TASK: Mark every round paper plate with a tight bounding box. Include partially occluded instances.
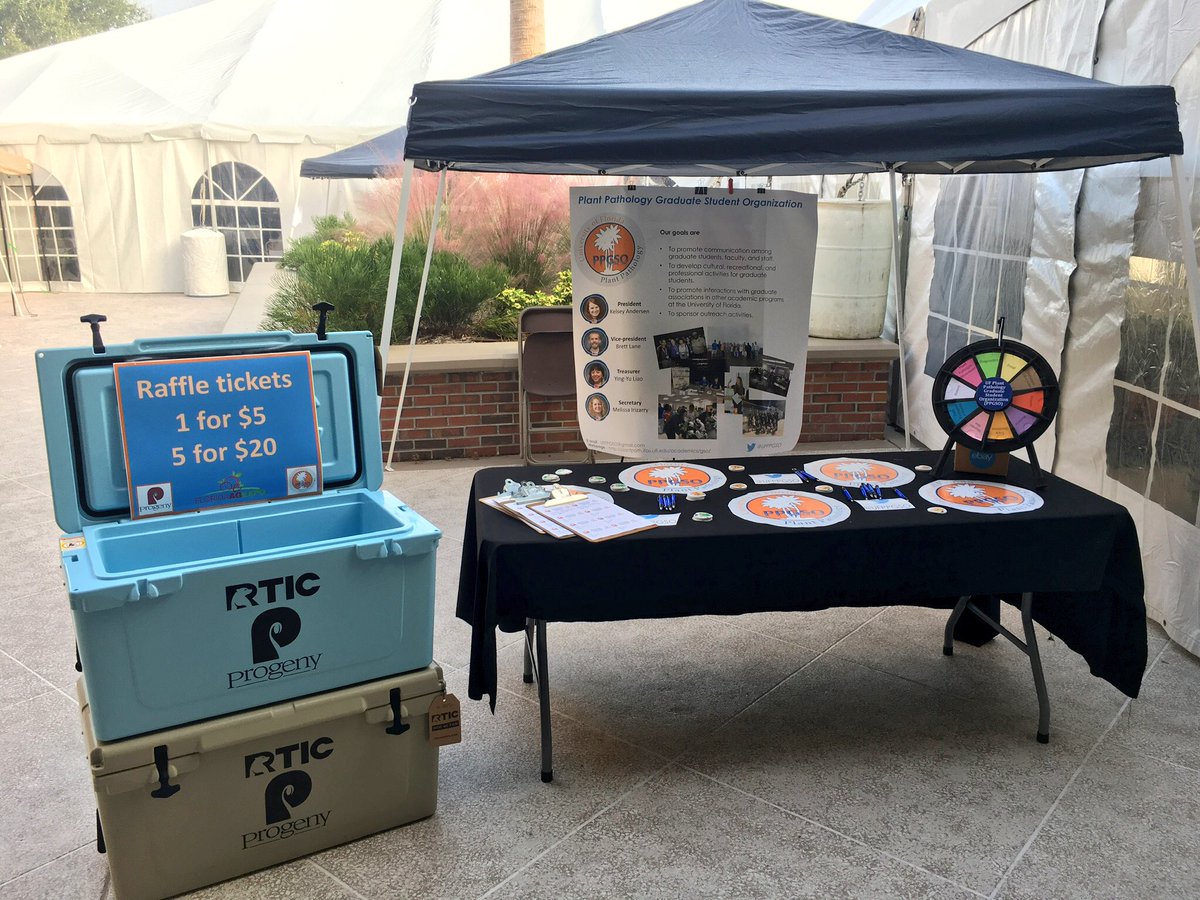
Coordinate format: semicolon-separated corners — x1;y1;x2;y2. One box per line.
917;479;1043;515
803;457;915;488
617;462;727;495
727;489;851;528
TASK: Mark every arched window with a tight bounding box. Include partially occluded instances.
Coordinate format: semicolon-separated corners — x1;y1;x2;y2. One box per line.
0;165;80;285
191;162;283;283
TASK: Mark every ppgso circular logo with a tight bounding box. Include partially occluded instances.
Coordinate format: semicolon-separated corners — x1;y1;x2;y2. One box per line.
576;215;643;283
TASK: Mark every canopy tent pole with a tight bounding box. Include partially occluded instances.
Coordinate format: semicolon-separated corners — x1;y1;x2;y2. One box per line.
1169;156;1200;371
384;166;446;470
888;169;912;450
379;159;415;380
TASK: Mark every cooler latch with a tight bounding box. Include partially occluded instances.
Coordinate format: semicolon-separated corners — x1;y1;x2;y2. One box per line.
385;687;410;736
80;313;107;354
313;302;335;341
149;744;180;799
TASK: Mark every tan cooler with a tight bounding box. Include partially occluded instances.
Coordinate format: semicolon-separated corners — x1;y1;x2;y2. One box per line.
81;665;449;900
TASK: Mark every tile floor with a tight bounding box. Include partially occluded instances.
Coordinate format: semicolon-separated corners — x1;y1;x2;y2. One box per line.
1;294;1198;899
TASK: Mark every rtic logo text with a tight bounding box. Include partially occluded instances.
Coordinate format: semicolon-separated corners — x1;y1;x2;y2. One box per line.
242;738;334;849
225;572;320;611
244;736;334;778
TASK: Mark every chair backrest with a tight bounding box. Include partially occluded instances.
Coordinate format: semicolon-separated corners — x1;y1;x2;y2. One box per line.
519;307;577;398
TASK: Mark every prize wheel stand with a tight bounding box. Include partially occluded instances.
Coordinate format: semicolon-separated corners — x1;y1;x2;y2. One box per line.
930;318;1059;490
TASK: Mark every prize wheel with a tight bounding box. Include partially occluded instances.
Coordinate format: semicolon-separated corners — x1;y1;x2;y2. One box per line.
931;338;1058;453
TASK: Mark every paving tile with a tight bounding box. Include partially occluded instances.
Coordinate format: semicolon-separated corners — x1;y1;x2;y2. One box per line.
311;667;663;899
825;605;1160;740
0;651;54;711
496;616;817;757
494;766;976;900
0;844;111;900
1106;640;1200;772
186;859;359;899
0;477;50;515
996;743;1200;900
0;691;95;885
727;605;888;652
682;653;1094;895
0;588;79;693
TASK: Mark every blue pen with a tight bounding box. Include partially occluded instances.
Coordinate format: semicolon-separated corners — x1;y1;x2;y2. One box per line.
843;488;854;502
860;485;869;499
895;489;907;501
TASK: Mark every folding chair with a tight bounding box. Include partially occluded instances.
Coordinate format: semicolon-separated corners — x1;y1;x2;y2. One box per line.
517;306;593;464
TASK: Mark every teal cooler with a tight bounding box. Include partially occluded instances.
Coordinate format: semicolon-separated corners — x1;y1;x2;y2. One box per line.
37;331;439;741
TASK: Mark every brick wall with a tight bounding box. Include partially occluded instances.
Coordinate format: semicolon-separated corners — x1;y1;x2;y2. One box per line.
380;359;890;462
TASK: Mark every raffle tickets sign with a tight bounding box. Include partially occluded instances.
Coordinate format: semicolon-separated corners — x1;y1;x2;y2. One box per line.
114;352;322;517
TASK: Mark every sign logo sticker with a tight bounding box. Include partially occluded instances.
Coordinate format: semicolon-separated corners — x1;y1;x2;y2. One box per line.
287;465;318;495
135;482;174;516
576;215;644;284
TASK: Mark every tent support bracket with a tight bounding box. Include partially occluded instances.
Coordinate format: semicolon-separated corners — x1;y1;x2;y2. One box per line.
380;160;415;469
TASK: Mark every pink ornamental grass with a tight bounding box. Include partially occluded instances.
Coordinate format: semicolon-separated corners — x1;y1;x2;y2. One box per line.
359;169;603;292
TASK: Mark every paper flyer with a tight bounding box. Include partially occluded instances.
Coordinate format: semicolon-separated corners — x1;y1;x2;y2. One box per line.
570;185;817;458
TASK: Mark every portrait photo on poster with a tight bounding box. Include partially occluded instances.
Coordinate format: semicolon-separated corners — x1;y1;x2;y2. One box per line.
586;393;611;421
580;293;609;324
584;360;610;390
582;328;609;357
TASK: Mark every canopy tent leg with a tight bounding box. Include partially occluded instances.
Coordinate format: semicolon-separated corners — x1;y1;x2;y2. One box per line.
379;159;415;410
384;167;446;468
888;170;912;450
1169;156;1200;375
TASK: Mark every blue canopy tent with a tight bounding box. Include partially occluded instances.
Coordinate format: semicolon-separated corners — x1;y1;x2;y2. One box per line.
299;127;407;179
368;0;1190;463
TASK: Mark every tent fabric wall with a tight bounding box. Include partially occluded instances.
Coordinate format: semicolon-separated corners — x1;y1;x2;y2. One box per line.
901;0;1107;467
906;0;1200;656
0;0;617;293
1055;0;1200;656
0;137;348;292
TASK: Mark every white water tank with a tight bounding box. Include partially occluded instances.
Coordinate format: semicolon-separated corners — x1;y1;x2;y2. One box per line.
809;199;892;339
181;228;230;297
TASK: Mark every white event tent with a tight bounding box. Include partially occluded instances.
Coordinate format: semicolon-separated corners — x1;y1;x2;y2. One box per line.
0;0;623;293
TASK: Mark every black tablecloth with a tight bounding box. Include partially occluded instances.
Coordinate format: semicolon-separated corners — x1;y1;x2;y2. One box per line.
456;452;1147;708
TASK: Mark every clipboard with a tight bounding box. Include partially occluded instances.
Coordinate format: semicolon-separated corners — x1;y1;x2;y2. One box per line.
529;494;657;542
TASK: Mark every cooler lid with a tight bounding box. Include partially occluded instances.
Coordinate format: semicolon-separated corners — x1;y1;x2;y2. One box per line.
79;664;445;778
36;330;384;533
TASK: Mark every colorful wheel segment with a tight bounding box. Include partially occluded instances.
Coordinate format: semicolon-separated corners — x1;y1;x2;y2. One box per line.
931;339;1058;453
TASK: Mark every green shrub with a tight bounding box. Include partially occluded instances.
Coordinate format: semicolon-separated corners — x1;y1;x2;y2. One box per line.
475;270;573;339
263;218;505;341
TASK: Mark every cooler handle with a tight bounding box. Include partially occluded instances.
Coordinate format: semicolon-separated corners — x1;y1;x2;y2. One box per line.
133;332;297;354
125;575;184;604
354;538;407;560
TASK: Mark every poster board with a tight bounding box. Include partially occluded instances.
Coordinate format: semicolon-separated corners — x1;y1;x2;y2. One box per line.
570;186;817;459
